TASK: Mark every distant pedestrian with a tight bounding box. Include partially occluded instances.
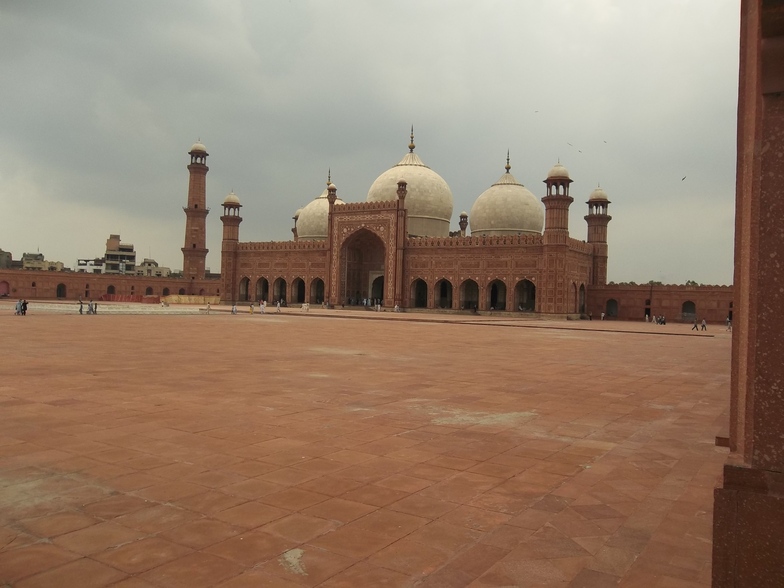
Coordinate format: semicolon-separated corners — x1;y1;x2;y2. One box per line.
14;299;22;315
692;319;699;331
727;319;732;332
206;303;210;315
22;300;28;315
276;300;281;313
93;301;97;314
701;319;707;331
87;301;94;314
231;304;237;314
249;303;254;314
79;297;83;315
601;312;605;320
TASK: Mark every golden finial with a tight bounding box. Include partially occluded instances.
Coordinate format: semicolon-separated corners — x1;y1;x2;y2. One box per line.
505;150;511;173
327;169;331;186
409;125;415;152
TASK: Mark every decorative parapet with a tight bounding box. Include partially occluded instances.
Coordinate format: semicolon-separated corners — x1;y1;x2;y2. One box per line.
567;238;594;255
336;201;399;213
237;240;328;252
594;283;733;290
405;234;543;248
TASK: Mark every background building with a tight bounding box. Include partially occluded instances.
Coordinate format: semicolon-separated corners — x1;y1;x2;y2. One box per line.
103;234;136;274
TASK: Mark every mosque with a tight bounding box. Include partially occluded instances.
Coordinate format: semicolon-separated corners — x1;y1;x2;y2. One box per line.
216;131;612;316
0;134;731;322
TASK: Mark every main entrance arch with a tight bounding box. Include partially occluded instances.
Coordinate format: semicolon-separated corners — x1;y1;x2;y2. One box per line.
339;229;386;305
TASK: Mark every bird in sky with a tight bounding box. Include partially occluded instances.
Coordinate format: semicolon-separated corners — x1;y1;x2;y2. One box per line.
682;176;687;181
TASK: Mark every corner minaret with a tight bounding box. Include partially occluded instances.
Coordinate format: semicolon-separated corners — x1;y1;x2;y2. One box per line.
182;140;210;284
220;190;242;303
541;160;574;244
585;185;612;285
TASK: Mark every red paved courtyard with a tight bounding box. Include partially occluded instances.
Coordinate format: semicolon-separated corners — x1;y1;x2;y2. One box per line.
0;306;730;586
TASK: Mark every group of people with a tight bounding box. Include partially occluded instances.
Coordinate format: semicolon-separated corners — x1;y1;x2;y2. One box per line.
691;319;708;331
14;299;28;315
648;314;667;325
228;300;283;315
78;298;97;314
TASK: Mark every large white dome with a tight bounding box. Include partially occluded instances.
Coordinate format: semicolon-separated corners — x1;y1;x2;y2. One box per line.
366;135;453;237
297;185;344;241
470;162;544;236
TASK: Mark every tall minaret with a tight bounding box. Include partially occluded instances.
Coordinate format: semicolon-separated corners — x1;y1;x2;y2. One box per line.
541;161;574;244
220;191;242;303
585;186;612;285
182;141;210;284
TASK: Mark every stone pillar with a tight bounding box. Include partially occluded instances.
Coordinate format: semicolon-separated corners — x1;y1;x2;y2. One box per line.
713;2;784;586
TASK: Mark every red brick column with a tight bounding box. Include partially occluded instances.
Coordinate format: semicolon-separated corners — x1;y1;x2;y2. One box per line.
713;1;784;585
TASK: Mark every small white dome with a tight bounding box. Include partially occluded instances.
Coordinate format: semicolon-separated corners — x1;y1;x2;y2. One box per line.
190;141;207;153
589;186;609;201
547;162;570;180
297;187;345;240
223;191;240;206
470;167;544;236
367;140;453;237
293;208;303;219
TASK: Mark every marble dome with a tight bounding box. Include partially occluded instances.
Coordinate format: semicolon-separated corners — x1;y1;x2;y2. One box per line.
297;183;345;241
547;161;570;180
190;141;207;153
222;191;240;206
589;186;609;201
366;134;453;237
469;162;544;236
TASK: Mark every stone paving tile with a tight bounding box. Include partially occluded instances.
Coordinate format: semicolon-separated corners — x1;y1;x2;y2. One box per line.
93;536;192;573
15;558;127;588
0;312;731;586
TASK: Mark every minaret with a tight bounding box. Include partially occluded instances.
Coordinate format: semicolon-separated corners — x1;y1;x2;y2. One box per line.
220;190;242;303
182;141;210;285
585;186;612;285
541;160;574;244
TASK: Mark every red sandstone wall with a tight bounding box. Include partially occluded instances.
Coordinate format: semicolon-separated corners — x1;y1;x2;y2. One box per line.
587;284;733;322
0;269;219;301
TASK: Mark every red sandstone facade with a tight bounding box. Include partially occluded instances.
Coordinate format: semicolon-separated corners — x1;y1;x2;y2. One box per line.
220;168;616;316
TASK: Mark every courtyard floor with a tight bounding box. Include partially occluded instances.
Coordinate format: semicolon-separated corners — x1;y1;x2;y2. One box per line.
0;304;730;587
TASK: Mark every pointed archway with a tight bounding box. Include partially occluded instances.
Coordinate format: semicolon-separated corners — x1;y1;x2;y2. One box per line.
411;279;428;308
460;279;479;311
487;280;507;310
515;279;536;312
339;229;386;305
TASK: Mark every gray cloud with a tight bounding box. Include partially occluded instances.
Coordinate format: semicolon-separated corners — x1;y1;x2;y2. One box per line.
0;0;738;284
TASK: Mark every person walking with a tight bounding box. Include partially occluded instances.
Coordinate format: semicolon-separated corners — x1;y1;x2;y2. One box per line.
276;300;281;313
701;319;707;331
22;300;28;315
79;297;83;315
692;319;699;331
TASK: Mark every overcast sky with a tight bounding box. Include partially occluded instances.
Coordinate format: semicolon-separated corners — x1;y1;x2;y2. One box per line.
0;0;739;285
